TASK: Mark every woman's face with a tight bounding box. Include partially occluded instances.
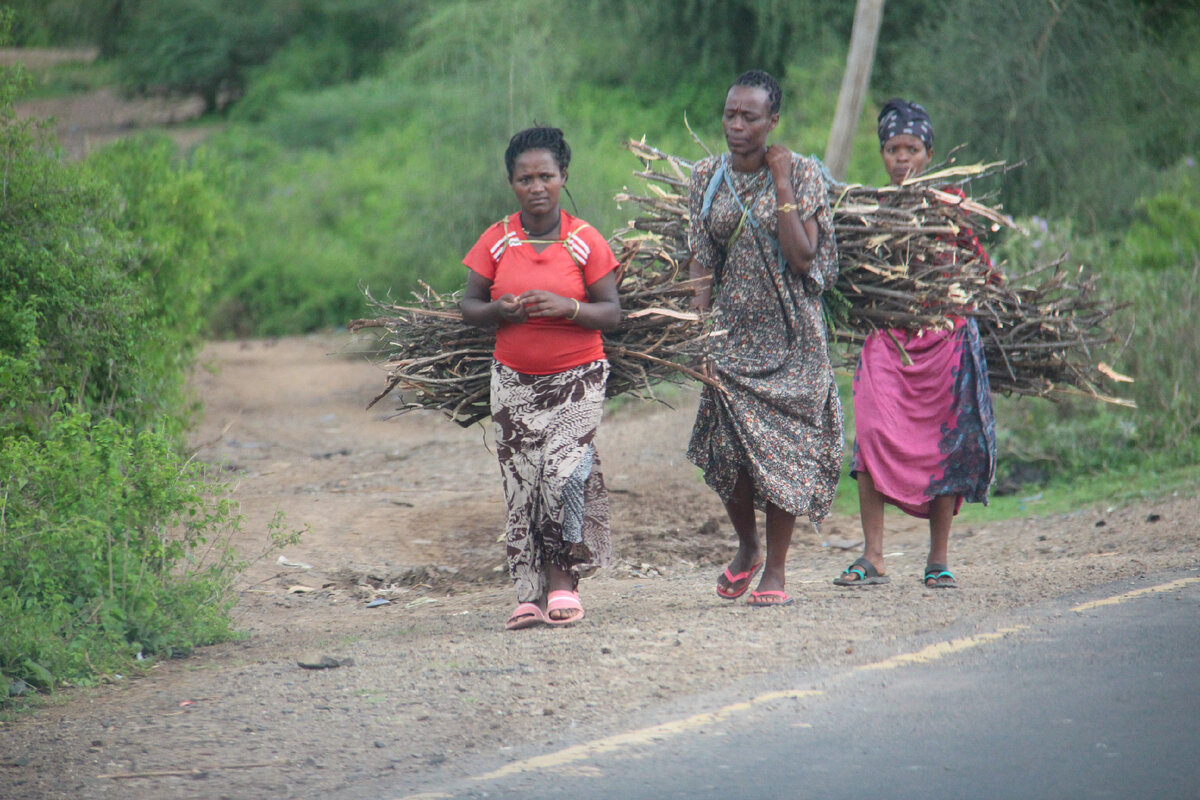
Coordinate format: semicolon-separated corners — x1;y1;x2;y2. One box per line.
510;149;565;218
723;85;778;160
881;134;932;185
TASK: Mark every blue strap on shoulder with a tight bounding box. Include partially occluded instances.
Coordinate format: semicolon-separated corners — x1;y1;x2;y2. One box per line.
699;154;728;223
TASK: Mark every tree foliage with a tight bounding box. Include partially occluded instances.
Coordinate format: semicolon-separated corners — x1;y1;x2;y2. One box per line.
572;0;854;90
109;0;418;112
884;0;1200;229
0;12;259;697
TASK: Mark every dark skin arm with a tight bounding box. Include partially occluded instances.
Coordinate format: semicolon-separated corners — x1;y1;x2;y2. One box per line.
766;144;820;277
461;270;621;332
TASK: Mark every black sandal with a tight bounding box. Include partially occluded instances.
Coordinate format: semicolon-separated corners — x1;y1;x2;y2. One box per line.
833;556;890;586
923;563;958;589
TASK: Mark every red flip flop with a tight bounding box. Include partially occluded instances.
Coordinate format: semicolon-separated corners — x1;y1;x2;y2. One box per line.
716;562;763;600
746;590;794;607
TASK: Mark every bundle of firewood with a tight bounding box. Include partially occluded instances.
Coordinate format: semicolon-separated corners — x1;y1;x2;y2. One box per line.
350;136;1131;425
615;138;1133;406
348;271;722;426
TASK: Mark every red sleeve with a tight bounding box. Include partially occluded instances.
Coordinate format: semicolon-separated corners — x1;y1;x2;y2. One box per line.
462;220;511;281
572;224;619;287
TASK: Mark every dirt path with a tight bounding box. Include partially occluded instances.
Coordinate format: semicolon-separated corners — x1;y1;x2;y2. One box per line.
0;333;1195;800
6;48;216;160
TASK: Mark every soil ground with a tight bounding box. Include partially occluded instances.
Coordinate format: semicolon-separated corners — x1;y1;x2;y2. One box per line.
0;333;1196;800
4;47;215;160
2;55;1196;798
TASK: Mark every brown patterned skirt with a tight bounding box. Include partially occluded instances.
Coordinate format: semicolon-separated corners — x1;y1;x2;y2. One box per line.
490;359;612;603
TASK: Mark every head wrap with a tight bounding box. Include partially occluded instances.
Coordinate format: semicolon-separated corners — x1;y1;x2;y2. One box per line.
877;98;934;151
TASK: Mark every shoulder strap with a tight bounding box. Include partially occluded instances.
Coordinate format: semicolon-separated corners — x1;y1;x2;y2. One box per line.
699;154;727;223
498;216;592;270
562;222;592;268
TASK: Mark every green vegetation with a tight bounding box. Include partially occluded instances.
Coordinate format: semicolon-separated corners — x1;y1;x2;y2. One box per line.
891;0;1200;230
3;0;1198;695
0;408;244;691
0;12;295;702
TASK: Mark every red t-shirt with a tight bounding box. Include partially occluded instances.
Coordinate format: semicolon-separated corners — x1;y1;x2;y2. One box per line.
463;211;618;375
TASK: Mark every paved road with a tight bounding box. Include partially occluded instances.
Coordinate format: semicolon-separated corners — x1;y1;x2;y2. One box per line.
384;571;1200;800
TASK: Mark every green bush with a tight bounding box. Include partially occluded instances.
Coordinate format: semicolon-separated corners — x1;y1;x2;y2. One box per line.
0;121;232;437
1;0;121;48
0;23;282;698
0;408;242;689
990;170;1200;486
1;51;135;433
1120;159;1200;272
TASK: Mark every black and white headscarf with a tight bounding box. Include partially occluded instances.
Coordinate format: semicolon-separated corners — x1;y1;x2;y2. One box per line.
877;98;934;151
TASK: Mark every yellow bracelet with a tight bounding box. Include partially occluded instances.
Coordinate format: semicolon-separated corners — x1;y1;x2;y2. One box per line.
777;202;800;214
567;298;580;321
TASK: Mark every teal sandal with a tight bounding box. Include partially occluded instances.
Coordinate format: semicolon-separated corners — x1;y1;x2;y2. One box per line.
923;563;958;589
833;556;890;586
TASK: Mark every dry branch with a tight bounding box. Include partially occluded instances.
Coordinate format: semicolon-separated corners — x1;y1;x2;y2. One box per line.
351;137;1132;425
611;138;1132;406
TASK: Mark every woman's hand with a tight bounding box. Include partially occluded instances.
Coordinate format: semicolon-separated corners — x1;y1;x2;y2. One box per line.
765;144;792;181
767;147;820;277
496;293;528;323
461;271;528;327
517;289;574;320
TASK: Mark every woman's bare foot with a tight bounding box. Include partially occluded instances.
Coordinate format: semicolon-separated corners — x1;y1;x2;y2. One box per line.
716;545;765;598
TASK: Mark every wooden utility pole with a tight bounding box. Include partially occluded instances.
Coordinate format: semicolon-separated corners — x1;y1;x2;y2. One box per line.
824;0;886;181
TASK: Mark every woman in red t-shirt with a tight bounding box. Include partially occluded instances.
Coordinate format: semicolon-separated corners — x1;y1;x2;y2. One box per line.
461;126;621;630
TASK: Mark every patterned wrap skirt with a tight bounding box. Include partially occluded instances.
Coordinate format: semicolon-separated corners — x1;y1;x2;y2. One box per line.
850;318;997;518
490;359;612;603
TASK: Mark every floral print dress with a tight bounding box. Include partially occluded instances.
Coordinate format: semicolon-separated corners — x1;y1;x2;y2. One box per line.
686;152;844;522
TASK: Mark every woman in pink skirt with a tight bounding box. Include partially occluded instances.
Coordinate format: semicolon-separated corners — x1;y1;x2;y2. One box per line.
834;99;997;590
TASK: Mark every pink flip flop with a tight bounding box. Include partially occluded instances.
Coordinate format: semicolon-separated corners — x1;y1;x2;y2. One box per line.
505;602;546;630
546;590;585;626
717;561;763;600
746;590;795;608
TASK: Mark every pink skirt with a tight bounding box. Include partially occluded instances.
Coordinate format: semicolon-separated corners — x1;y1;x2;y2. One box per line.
850;318;996;518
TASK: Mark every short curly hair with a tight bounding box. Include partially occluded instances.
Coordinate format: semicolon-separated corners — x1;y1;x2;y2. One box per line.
504;126;571;180
731;70;782;115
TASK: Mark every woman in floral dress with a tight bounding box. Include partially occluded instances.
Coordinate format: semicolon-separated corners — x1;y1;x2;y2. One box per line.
687;70;843;607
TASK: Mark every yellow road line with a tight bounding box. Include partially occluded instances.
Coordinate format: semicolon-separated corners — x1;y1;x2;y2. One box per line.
854;625;1029;671
400;577;1198;798
1071;576;1200;613
472;689;822;782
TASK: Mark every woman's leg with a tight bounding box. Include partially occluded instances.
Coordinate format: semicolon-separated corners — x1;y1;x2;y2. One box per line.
925;494;957;586
755;502;796;595
855;470;888;575
716;469;765;596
